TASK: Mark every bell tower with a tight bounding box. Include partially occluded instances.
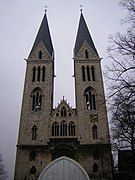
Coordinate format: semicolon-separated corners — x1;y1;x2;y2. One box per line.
73;12;113;178
14;12;54;179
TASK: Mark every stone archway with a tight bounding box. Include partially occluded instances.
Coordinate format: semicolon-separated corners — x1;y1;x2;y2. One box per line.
51;144;76;160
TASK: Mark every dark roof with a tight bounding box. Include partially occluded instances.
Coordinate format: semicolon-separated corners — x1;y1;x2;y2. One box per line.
29;12;53;57
74;12;98;57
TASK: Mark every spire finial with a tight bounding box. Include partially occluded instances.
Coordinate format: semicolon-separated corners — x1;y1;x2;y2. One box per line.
44;5;48;13
79;5;83;12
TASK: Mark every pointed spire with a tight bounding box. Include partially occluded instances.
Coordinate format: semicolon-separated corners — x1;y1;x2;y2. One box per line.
30;12;53;57
74;12;98;57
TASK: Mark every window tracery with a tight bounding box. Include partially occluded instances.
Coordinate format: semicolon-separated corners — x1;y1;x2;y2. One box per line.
69;122;75;136
52;122;59;136
85;89;96;110
32;89;42;111
60;121;67;136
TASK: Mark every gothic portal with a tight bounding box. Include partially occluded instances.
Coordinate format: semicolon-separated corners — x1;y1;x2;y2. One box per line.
14;11;113;180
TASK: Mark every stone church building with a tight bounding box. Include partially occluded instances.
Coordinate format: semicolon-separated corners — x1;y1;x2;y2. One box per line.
14;11;113;180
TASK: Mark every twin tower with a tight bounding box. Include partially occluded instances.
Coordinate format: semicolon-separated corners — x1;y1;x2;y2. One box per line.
14;11;113;180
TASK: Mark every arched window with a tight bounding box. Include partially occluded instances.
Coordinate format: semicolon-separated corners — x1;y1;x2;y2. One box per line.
93;163;98;173
86;65;90;81
52;122;59;136
69;122;75;136
85;50;89;59
32;125;37;140
61;107;66;117
92;125;98;139
60;121;67;136
37;66;41;82
42;66;45;82
91;65;95;81
32;90;42;111
32;66;36;82
39;50;42;59
30;166;36;174
85;89;96;110
29;151;36;161
82;66;86;81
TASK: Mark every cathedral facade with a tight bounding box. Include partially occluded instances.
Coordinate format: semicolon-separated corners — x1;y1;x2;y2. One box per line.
14;11;113;180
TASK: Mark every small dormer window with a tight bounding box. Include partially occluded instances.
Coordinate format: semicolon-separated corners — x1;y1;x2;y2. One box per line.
85;50;89;59
39;50;42;59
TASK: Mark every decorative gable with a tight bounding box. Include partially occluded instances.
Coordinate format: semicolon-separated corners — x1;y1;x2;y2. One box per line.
75;40;99;60
51;99;76;118
28;41;52;60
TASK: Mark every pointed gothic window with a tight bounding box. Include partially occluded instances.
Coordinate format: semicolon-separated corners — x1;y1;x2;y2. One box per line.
60;121;67;136
37;66;41;82
92;125;98;139
86;65;90;81
91;65;95;81
30;166;36;174
69;122;75;136
29;151;36;161
93;163;98;173
85;50;89;59
85;89;96;110
82;66;86;81
42;66;45;82
52;122;59;136
32;66;36;82
32;125;37;140
39;50;42;59
61;107;66;117
32;90;42;111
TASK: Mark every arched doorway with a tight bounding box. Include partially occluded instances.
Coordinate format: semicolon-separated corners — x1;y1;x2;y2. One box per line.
51;145;76;160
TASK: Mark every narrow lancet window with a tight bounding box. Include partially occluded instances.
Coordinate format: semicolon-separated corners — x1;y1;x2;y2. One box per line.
85;50;89;59
92;125;98;139
86;65;90;81
37;66;41;82
60;121;67;136
32;66;36;82
32;125;37;140
82;66;86;81
91;65;95;81
32;94;35;111
52;122;59;136
92;94;96;110
39;50;42;59
42;66;45;82
69;122;75;136
61;107;66;117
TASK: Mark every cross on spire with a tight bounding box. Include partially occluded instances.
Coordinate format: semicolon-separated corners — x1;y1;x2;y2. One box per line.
44;5;48;13
79;5;83;12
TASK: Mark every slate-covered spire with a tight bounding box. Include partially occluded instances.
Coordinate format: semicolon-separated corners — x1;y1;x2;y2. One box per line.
30;12;53;57
74;12;98;57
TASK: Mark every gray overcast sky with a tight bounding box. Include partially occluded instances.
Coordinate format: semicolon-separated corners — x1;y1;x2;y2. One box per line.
0;0;126;179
